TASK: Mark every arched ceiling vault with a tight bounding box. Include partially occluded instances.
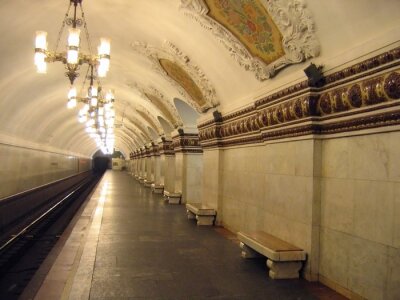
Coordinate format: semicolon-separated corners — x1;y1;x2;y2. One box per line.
0;0;399;157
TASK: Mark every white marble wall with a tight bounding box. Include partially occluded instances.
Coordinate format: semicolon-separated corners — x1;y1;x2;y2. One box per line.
219;140;320;280
0;144;91;199
320;132;400;300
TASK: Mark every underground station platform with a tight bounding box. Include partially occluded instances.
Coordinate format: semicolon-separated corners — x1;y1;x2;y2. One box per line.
17;171;345;300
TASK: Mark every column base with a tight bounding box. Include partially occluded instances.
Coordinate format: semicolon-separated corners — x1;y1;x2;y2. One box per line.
151;184;164;194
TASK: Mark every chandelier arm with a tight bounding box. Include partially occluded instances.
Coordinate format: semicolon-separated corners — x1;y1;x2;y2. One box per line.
55;2;72;53
80;65;91;96
79;3;94;56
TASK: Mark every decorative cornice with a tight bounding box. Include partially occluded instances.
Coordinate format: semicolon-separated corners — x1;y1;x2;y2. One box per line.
158;139;175;156
131;40;219;112
172;133;203;154
199;66;400;148
180;0;320;81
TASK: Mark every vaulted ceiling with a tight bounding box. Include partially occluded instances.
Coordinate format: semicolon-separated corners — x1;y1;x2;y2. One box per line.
0;0;399;157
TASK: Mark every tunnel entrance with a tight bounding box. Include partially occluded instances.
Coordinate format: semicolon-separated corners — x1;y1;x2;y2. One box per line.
92;150;111;173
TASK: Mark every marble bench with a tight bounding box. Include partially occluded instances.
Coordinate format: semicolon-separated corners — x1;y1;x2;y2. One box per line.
163;191;182;204
151;183;164;194
143;179;153;187
237;231;306;279
186;203;216;226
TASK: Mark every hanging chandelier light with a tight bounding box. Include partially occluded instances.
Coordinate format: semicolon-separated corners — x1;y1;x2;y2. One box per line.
67;64;115;154
34;0;110;85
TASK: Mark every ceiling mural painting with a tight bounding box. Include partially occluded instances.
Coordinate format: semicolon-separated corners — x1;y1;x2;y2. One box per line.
180;0;320;81
131;40;219;113
159;58;206;108
205;0;285;65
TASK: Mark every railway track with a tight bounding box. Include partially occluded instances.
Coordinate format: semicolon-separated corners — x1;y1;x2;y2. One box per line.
0;173;102;299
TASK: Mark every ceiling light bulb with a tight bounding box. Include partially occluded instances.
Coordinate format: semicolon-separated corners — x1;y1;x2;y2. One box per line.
67;98;77;109
98;38;110;55
91;97;98;107
68;28;80;47
35;31;47;50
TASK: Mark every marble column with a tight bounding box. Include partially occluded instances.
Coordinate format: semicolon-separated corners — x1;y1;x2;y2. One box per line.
139;147;146;183
160;138;177;202
144;143;155;187
170;128;203;205
150;140;163;194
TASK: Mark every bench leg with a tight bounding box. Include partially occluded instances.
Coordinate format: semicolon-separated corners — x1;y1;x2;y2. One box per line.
187;210;196;220
196;215;214;226
168;196;181;205
240;242;262;258
266;259;302;279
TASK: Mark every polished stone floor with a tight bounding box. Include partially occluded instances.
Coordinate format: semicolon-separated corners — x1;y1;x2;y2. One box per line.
33;171;346;300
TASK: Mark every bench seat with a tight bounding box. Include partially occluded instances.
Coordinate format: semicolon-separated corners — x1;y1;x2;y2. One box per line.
151;183;164;194
238;231;306;279
186;203;216;226
163;190;182;204
143;179;153;187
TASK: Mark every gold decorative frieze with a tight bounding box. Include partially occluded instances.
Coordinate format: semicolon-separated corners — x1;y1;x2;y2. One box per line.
172;132;203;154
318;71;400;116
198;47;400;148
158;138;175;156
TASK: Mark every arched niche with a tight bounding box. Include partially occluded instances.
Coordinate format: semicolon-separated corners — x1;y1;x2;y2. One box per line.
173;98;200;128
158;116;174;138
147;126;159;140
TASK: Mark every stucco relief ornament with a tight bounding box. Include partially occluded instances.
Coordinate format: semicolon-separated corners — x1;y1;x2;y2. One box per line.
131;40;219;113
180;0;320;81
135;106;165;135
128;82;183;128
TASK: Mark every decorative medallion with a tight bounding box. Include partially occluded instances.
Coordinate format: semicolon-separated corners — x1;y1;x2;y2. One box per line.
131;41;219;112
180;0;320;80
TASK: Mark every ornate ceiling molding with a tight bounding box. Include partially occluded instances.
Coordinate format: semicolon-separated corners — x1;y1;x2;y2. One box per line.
131;40;219;113
135;106;164;136
180;0;320;81
129;82;183;128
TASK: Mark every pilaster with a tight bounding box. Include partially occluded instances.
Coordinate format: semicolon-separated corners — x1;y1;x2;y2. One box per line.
171;128;203;205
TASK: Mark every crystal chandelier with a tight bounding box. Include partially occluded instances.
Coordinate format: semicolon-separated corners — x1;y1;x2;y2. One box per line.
34;0;110;85
67;65;115;154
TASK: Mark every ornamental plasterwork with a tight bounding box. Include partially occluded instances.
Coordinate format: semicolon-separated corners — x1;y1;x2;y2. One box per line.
179;0;320;81
147;86;184;128
131;40;219;113
129;82;183;128
122;122;148;145
135;106;164;136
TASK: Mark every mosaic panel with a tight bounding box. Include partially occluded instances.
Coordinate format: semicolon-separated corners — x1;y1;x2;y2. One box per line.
204;0;284;65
